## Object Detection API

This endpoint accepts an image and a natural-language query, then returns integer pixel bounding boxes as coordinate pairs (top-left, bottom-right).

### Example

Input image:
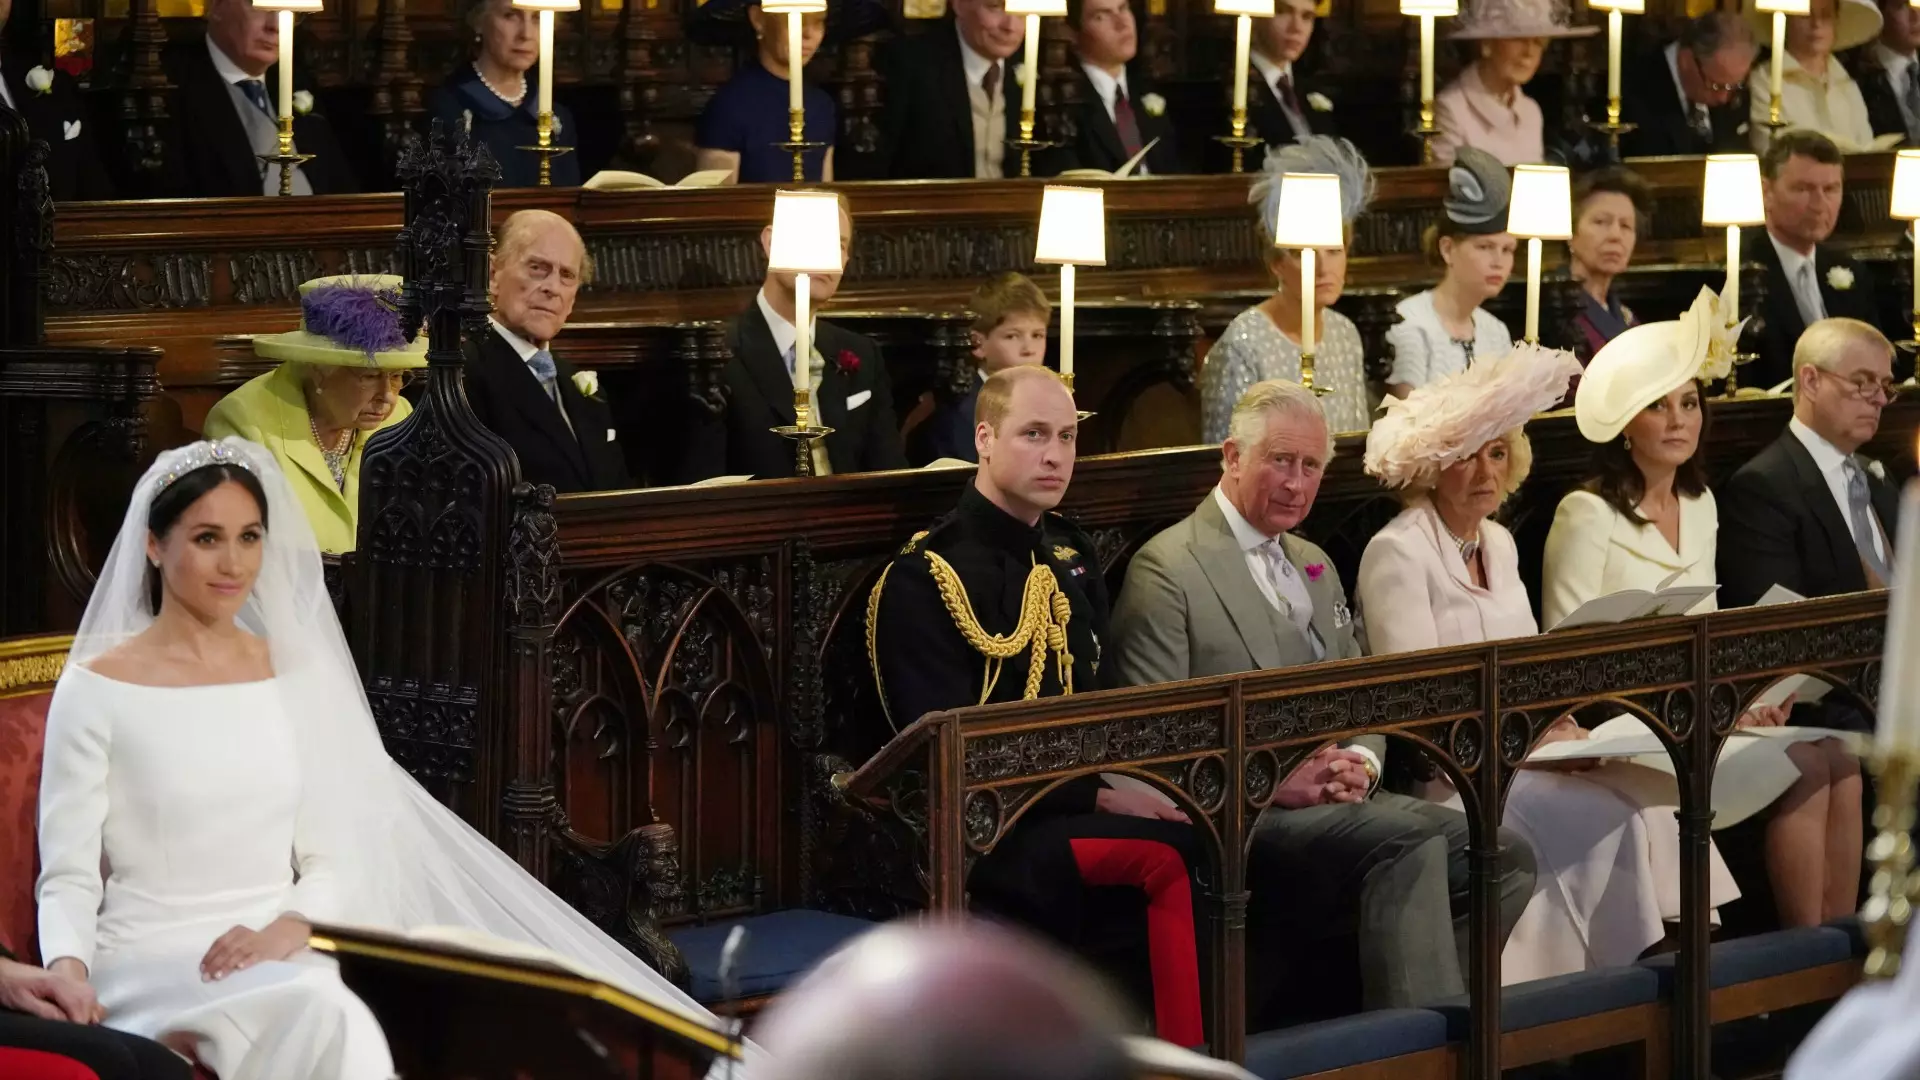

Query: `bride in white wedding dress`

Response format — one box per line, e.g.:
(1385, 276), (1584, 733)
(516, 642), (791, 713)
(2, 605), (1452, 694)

(36, 439), (751, 1080)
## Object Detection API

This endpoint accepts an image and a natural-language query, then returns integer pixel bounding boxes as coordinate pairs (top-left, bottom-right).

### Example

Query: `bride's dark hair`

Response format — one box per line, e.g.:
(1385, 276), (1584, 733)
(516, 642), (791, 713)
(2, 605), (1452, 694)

(145, 462), (270, 613)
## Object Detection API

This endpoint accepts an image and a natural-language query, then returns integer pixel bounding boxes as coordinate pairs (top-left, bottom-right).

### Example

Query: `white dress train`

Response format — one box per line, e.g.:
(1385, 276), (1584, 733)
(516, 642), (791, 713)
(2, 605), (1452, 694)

(36, 667), (394, 1080)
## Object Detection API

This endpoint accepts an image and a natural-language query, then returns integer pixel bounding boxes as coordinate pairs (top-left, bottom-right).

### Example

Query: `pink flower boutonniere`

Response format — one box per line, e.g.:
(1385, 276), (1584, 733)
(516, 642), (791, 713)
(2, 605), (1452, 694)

(1304, 563), (1326, 582)
(836, 349), (861, 377)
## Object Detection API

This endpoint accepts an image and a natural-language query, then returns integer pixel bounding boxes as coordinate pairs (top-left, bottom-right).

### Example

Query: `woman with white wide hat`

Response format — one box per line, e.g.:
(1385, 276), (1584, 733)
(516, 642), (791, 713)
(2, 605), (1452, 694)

(1546, 287), (1863, 932)
(1747, 0), (1884, 151)
(1432, 0), (1597, 166)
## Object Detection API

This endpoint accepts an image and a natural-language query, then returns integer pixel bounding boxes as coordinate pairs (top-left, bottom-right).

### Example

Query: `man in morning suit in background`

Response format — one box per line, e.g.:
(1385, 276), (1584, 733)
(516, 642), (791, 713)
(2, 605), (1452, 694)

(1107, 379), (1535, 1020)
(465, 210), (631, 493)
(1246, 0), (1336, 151)
(160, 0), (356, 197)
(1718, 317), (1902, 608)
(1849, 0), (1920, 145)
(0, 0), (114, 200)
(678, 196), (906, 481)
(1744, 130), (1886, 391)
(869, 366), (1207, 1048)
(1061, 0), (1180, 175)
(1618, 11), (1755, 157)
(870, 0), (1026, 179)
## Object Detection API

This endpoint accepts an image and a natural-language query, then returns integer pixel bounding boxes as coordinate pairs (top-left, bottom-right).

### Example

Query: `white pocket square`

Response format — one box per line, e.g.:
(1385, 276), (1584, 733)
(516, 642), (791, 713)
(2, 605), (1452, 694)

(606, 428), (617, 442)
(63, 120), (81, 141)
(846, 390), (872, 410)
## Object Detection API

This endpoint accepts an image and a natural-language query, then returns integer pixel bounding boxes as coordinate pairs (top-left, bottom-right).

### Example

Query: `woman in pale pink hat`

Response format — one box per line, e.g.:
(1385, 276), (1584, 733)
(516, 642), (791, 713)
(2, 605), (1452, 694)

(1432, 0), (1597, 166)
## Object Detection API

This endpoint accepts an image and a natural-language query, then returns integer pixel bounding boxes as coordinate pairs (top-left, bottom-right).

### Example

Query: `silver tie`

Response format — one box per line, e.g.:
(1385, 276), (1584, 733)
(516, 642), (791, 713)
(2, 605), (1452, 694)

(1846, 459), (1892, 584)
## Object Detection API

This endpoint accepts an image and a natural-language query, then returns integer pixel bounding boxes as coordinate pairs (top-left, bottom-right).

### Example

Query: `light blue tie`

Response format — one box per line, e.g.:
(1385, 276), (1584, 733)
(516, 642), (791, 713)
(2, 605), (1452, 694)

(782, 343), (797, 376)
(527, 348), (557, 388)
(1845, 459), (1893, 584)
(238, 78), (273, 118)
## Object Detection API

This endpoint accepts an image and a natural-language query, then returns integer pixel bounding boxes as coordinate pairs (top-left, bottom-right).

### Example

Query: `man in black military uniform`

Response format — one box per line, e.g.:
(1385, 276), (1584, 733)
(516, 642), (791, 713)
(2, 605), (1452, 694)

(868, 366), (1207, 1048)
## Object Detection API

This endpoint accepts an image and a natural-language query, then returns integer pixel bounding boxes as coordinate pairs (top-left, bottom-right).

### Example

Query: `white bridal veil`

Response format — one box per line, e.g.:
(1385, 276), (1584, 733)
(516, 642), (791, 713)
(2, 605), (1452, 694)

(69, 438), (757, 1067)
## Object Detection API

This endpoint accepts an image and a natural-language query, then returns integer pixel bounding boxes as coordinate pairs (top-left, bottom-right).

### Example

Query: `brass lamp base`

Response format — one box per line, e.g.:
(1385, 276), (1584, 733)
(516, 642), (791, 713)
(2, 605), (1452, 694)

(1005, 135), (1057, 179)
(773, 423), (836, 478)
(1588, 117), (1637, 149)
(775, 139), (829, 182)
(1214, 132), (1264, 175)
(258, 149), (315, 197)
(514, 142), (573, 187)
(1410, 120), (1442, 165)
(1862, 750), (1920, 979)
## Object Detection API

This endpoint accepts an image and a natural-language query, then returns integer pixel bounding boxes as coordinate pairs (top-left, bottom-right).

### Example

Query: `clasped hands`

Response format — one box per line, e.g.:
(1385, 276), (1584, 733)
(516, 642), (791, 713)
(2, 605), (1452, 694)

(1273, 746), (1372, 809)
(0, 956), (103, 1025)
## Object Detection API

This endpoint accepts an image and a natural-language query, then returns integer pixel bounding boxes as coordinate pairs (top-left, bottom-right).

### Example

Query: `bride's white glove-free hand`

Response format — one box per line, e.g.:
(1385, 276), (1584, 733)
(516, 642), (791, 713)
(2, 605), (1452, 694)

(0, 956), (104, 1024)
(201, 915), (312, 982)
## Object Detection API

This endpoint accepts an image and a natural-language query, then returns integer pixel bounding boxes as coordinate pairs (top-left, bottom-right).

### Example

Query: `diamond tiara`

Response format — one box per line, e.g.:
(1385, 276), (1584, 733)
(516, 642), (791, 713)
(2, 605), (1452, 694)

(155, 440), (255, 494)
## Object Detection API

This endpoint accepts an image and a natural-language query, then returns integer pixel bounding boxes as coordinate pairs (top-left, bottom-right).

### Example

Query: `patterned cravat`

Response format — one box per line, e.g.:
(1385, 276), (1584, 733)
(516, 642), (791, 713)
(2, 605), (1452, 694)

(1689, 102), (1713, 143)
(238, 78), (273, 118)
(983, 62), (1002, 102)
(1114, 84), (1144, 156)
(1845, 459), (1893, 584)
(527, 347), (557, 388)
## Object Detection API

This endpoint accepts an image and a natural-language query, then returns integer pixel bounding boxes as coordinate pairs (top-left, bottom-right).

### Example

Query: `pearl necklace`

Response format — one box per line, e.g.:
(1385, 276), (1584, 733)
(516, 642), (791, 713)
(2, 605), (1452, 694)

(476, 65), (527, 107)
(1439, 515), (1481, 565)
(309, 414), (355, 492)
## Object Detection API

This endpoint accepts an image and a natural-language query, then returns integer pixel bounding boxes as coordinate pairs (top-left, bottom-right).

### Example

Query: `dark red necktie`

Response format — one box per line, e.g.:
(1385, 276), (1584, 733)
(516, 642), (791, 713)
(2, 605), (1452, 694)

(1114, 85), (1144, 156)
(1275, 72), (1303, 115)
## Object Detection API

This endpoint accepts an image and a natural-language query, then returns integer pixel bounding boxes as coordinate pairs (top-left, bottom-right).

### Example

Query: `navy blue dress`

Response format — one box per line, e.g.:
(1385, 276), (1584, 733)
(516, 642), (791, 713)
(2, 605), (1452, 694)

(695, 59), (836, 183)
(427, 63), (581, 189)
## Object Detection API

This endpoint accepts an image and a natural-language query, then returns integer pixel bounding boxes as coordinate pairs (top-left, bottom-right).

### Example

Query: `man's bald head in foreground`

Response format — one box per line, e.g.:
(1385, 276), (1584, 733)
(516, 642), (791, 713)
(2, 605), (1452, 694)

(748, 920), (1134, 1080)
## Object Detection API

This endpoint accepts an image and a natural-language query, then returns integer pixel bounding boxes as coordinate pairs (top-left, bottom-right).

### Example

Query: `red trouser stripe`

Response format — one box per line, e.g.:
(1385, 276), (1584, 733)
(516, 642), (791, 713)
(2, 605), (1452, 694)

(1067, 836), (1204, 1048)
(0, 1048), (103, 1080)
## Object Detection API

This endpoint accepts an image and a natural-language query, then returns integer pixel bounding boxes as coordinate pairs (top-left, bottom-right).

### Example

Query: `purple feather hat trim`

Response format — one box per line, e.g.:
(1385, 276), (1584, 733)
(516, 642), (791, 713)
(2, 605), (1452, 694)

(301, 283), (408, 359)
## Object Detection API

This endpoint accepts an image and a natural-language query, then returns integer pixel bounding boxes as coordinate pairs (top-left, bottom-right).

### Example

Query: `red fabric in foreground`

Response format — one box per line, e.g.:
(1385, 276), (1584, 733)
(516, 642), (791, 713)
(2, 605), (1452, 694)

(1067, 836), (1204, 1048)
(0, 1047), (103, 1080)
(0, 689), (54, 964)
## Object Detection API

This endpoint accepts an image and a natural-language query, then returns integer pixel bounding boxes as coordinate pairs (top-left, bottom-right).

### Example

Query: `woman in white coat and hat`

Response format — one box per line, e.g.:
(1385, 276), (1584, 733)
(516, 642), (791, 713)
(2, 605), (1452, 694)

(1747, 0), (1886, 151)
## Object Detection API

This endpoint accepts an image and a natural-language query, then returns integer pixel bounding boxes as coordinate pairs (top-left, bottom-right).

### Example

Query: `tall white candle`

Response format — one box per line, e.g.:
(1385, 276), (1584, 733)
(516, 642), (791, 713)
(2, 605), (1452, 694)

(1233, 14), (1252, 116)
(538, 8), (555, 118)
(787, 11), (803, 113)
(1607, 9), (1622, 105)
(1022, 14), (1040, 120)
(1299, 247), (1316, 357)
(1419, 14), (1435, 107)
(1875, 481), (1920, 754)
(793, 272), (812, 393)
(1725, 224), (1740, 318)
(1524, 237), (1542, 342)
(277, 9), (294, 121)
(1059, 263), (1076, 380)
(1769, 12), (1786, 124)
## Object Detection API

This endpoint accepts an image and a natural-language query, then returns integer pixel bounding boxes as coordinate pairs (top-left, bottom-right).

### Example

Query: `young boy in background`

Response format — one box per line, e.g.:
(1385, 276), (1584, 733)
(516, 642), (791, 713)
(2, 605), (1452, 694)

(914, 273), (1053, 463)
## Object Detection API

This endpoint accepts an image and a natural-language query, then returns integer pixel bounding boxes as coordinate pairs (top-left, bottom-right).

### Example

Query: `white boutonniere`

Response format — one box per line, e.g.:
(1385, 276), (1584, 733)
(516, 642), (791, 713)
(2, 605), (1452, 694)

(1140, 92), (1166, 117)
(1867, 458), (1887, 481)
(24, 66), (53, 95)
(1827, 265), (1854, 291)
(552, 113), (564, 135)
(572, 369), (600, 399)
(461, 108), (473, 135)
(1306, 91), (1333, 112)
(1013, 63), (1027, 86)
(292, 90), (314, 115)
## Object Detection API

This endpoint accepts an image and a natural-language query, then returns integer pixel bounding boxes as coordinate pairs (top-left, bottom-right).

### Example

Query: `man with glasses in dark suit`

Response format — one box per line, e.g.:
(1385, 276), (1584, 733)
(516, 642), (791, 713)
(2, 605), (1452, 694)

(1619, 11), (1756, 157)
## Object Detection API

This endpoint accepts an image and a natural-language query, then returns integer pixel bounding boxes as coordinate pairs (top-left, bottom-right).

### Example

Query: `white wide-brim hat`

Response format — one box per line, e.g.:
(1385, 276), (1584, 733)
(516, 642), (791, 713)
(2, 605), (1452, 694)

(1450, 0), (1598, 40)
(253, 274), (429, 371)
(1574, 288), (1739, 443)
(1743, 0), (1882, 54)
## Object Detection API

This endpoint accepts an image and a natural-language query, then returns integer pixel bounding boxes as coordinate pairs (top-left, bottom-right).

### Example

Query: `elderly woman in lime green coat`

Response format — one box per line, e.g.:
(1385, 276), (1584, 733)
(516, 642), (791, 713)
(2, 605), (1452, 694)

(204, 275), (427, 553)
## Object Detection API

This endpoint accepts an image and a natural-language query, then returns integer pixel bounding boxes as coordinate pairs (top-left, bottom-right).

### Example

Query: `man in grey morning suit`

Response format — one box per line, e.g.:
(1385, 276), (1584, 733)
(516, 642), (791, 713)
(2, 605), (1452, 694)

(1108, 379), (1536, 1013)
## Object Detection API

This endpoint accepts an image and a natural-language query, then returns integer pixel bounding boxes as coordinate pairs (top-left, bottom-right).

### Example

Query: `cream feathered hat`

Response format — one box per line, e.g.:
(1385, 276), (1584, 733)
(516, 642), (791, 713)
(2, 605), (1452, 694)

(1574, 287), (1744, 444)
(1365, 343), (1583, 490)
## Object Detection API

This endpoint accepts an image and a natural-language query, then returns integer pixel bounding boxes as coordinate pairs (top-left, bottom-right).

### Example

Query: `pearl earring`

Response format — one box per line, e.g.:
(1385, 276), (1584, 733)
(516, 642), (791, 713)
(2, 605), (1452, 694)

(1622, 436), (1633, 451)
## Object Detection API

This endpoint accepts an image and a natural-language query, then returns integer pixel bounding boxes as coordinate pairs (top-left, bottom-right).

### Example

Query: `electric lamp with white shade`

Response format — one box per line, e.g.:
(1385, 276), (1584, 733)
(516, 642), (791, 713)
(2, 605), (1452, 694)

(1586, 0), (1641, 145)
(1755, 0), (1810, 130)
(1890, 150), (1920, 350)
(1270, 171), (1343, 394)
(1215, 0), (1275, 172)
(1700, 153), (1764, 391)
(761, 0), (830, 180)
(251, 0), (322, 196)
(1004, 0), (1067, 177)
(1035, 185), (1106, 398)
(1506, 164), (1571, 345)
(1399, 0), (1457, 163)
(1864, 479), (1920, 979)
(767, 189), (845, 474)
(510, 0), (581, 186)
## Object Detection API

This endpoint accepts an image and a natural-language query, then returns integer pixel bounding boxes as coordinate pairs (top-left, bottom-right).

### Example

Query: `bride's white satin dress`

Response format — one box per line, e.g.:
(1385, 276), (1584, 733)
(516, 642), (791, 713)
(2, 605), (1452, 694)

(36, 667), (394, 1080)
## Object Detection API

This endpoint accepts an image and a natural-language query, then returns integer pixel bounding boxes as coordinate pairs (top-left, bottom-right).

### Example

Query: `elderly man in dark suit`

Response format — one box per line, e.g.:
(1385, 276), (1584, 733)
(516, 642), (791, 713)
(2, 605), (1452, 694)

(1742, 130), (1887, 391)
(159, 0), (356, 197)
(465, 209), (631, 493)
(1060, 0), (1180, 174)
(0, 0), (114, 200)
(868, 0), (1027, 179)
(1108, 378), (1534, 1019)
(1618, 11), (1756, 158)
(678, 195), (906, 481)
(1719, 317), (1902, 608)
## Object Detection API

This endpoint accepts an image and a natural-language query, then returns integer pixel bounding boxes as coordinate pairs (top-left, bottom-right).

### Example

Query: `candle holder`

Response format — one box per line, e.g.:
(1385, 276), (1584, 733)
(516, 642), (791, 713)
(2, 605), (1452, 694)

(1213, 2), (1272, 173)
(1006, 133), (1058, 179)
(1005, 1), (1065, 178)
(776, 109), (827, 182)
(1399, 1), (1455, 165)
(774, 386), (836, 477)
(1756, 0), (1807, 132)
(1585, 0), (1640, 149)
(1861, 749), (1920, 979)
(511, 0), (580, 185)
(517, 112), (574, 187)
(1215, 125), (1265, 175)
(766, 190), (845, 478)
(258, 114), (315, 197)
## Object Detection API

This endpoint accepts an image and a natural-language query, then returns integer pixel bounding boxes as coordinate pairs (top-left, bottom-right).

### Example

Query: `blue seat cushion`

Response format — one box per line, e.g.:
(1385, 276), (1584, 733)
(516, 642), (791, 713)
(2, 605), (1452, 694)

(1825, 916), (1867, 957)
(1639, 926), (1854, 992)
(667, 909), (875, 1002)
(1429, 966), (1659, 1039)
(1243, 1009), (1449, 1080)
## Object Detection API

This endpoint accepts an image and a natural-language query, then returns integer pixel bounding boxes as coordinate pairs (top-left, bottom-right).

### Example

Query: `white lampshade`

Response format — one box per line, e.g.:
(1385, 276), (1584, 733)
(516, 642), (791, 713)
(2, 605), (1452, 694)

(761, 0), (828, 10)
(1587, 0), (1643, 11)
(1399, 0), (1459, 12)
(1271, 173), (1344, 248)
(1507, 164), (1572, 240)
(1701, 154), (1765, 226)
(1006, 0), (1068, 13)
(1216, 0), (1277, 14)
(767, 190), (846, 274)
(1893, 150), (1920, 220)
(1036, 186), (1107, 266)
(511, 0), (580, 9)
(1755, 0), (1809, 12)
(253, 0), (322, 10)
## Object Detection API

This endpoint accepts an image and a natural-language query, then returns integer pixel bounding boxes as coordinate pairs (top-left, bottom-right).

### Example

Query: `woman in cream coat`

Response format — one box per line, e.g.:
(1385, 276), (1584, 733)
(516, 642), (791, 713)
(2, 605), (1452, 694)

(1357, 342), (1740, 982)
(1544, 290), (1862, 929)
